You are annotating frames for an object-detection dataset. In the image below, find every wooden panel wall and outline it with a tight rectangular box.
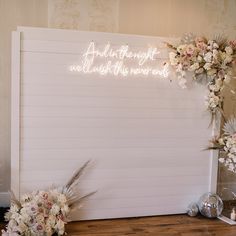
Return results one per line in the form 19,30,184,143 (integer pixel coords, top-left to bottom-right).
12,27,215,220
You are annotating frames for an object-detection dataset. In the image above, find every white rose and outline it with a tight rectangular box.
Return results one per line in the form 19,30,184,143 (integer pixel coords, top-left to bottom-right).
225,46,233,55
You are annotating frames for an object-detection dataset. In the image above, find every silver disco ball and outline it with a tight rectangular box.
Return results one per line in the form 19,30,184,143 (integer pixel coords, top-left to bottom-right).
187,202,199,217
198,192,223,218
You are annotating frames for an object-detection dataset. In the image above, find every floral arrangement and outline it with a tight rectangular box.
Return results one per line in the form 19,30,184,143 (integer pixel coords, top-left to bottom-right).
2,161,95,236
167,35,236,116
209,117,236,173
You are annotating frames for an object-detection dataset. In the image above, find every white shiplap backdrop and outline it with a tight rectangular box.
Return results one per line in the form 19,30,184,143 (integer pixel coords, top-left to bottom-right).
11,27,218,220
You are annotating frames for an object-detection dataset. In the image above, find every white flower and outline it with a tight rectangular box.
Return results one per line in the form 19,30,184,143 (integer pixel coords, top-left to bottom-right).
55,219,65,235
189,62,199,71
10,204,20,214
36,214,45,223
197,55,203,62
209,84,220,92
203,62,212,70
219,138,225,145
224,54,233,64
47,215,56,226
51,204,60,216
225,46,233,55
219,158,225,163
206,92,220,108
204,52,213,62
177,44,187,53
195,68,204,74
17,222,28,234
1,230,19,236
213,42,219,49
212,49,219,58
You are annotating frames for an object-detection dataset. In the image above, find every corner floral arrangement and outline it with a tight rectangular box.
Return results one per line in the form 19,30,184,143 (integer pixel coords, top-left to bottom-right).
209,117,236,173
166,35,236,117
2,161,95,236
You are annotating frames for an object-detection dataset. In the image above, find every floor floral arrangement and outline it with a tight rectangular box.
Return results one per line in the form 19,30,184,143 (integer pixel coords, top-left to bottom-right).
2,161,95,236
209,117,236,173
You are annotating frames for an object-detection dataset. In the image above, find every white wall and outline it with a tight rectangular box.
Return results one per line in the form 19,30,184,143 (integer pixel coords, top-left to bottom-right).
1,0,236,205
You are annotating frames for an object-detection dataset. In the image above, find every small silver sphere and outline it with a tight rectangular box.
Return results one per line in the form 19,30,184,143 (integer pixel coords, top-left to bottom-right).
187,202,199,217
198,192,223,218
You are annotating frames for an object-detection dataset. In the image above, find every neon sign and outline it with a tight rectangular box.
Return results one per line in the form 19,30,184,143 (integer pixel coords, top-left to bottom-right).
69,42,169,78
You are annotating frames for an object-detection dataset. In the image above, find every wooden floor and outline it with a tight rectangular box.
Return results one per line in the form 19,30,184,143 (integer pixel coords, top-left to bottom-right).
1,214,236,235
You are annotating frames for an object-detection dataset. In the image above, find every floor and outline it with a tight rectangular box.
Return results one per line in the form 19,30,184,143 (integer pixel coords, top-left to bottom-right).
1,214,236,236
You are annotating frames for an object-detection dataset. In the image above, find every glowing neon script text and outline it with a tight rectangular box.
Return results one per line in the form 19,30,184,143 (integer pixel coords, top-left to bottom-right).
69,42,169,78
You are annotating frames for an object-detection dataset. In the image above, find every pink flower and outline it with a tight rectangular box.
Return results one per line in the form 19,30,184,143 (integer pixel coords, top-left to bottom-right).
229,40,236,49
185,44,195,56
232,133,236,140
36,224,43,231
195,37,207,51
47,201,53,209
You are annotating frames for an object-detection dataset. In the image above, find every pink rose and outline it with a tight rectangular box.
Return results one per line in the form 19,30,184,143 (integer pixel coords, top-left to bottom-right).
184,44,196,57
